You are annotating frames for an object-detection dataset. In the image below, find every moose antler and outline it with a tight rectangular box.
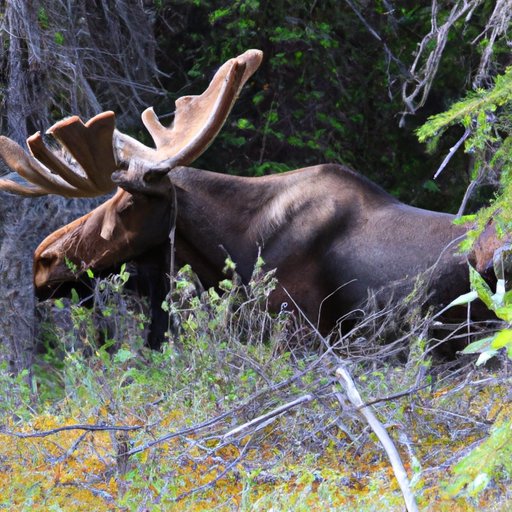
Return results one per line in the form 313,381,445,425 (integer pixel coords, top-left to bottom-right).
112,49,263,190
0,112,117,197
0,49,263,197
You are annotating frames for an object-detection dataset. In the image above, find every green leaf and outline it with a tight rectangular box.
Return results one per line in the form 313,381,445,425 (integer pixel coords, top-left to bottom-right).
494,305,512,322
209,7,231,24
491,328,512,349
475,350,499,366
114,348,134,364
452,214,476,225
462,336,494,354
237,118,255,130
223,258,236,273
219,279,233,292
439,290,478,316
423,179,440,193
469,266,493,309
71,288,80,304
466,473,491,496
54,31,65,45
491,278,506,308
252,91,264,106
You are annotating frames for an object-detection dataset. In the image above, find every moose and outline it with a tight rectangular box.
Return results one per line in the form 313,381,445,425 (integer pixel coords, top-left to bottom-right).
0,50,506,349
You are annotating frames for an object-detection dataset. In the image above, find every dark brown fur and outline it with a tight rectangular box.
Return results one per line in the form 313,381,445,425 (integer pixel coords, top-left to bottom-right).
34,164,500,347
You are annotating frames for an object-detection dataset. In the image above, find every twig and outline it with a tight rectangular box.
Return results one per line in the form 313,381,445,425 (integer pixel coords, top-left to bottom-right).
362,381,431,407
433,127,471,179
223,394,314,439
125,410,235,457
344,0,409,76
51,431,89,464
456,175,481,218
258,97,276,165
174,441,251,502
417,405,491,427
60,481,115,504
335,366,419,512
401,0,480,119
0,423,144,438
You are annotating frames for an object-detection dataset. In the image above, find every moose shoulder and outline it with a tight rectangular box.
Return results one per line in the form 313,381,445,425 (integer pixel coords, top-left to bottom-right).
0,49,504,349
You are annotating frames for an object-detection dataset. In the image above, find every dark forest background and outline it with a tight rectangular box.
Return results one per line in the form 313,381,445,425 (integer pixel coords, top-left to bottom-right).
2,1,509,211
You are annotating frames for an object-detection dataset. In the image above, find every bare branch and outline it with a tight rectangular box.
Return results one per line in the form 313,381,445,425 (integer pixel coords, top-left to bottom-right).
472,0,512,88
335,366,419,512
433,127,472,179
223,394,314,439
0,423,144,439
401,0,482,123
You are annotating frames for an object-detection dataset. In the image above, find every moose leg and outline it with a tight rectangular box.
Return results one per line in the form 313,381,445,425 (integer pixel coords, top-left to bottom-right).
132,244,170,350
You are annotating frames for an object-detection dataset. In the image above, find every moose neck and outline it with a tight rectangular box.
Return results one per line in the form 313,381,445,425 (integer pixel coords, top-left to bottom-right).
169,167,278,287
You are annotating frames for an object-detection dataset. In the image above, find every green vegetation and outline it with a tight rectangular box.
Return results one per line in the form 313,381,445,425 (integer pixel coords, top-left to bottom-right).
1,266,511,510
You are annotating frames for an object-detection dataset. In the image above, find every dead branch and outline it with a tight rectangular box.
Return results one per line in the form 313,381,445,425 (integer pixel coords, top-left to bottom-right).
59,481,115,504
0,423,145,439
433,127,472,179
0,0,161,144
50,431,89,465
174,440,252,502
222,394,314,439
401,0,483,122
335,365,419,512
472,0,512,88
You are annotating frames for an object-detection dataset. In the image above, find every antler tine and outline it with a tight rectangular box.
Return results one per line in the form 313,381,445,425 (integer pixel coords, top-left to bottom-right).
1,50,263,198
46,111,117,193
114,49,263,176
0,112,118,198
0,135,89,197
0,176,48,197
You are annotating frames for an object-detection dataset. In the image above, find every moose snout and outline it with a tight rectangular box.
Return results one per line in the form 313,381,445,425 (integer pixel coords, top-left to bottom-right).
33,251,68,291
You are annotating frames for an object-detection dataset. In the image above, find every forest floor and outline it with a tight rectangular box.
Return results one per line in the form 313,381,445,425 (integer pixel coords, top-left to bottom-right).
1,275,511,511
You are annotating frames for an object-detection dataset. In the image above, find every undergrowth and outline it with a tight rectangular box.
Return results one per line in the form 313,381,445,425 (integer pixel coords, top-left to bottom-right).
0,264,511,511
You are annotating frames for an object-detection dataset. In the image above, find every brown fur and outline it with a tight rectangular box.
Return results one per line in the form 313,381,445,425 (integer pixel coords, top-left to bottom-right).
33,164,505,347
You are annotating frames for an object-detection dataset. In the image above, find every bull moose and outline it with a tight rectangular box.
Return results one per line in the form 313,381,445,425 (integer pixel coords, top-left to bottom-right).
0,50,505,349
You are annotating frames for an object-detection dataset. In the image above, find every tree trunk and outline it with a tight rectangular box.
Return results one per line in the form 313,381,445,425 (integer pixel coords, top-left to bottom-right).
0,195,103,372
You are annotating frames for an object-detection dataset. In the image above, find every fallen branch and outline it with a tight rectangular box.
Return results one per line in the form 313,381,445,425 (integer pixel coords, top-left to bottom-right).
0,423,144,438
335,366,419,512
222,394,314,439
51,431,89,464
174,440,251,502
